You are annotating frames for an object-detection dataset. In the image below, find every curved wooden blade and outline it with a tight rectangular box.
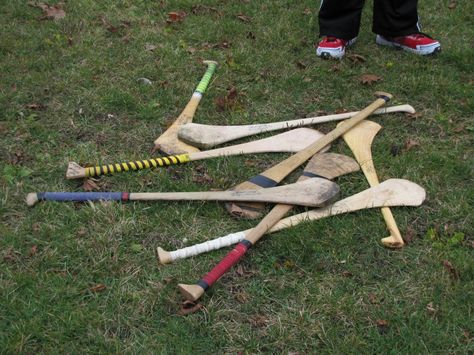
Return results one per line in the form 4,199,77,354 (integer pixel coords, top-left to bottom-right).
226,152,360,219
341,120,405,248
178,105,416,148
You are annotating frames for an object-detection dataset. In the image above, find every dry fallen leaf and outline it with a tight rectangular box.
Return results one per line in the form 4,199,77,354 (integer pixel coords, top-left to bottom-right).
90,284,106,293
167,11,187,23
448,0,457,9
145,43,157,52
249,314,269,328
28,245,38,257
426,302,437,314
359,74,382,85
26,103,46,110
442,260,459,279
29,2,66,20
177,300,203,315
407,112,423,119
236,13,251,22
83,179,99,192
347,54,367,64
215,87,240,111
376,319,389,334
404,139,421,152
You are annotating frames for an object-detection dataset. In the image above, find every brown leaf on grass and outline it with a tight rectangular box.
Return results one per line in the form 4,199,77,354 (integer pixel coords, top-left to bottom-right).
403,226,416,243
368,293,379,304
249,314,270,328
359,74,382,85
335,108,348,114
10,150,26,165
404,139,420,152
246,31,256,40
145,43,157,52
407,112,423,119
376,319,389,334
26,103,46,110
76,227,87,237
29,2,66,20
347,54,367,64
235,290,250,303
28,245,38,257
453,125,465,133
448,0,457,9
303,7,312,15
426,302,437,314
83,179,99,192
192,165,213,185
90,284,106,292
3,248,19,263
167,11,187,23
215,86,240,111
296,60,307,69
177,300,203,315
191,5,221,16
442,260,459,279
32,222,41,233
341,270,353,277
236,13,251,22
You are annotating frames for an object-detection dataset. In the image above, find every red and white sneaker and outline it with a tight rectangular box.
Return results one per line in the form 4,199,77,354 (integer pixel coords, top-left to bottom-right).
376,33,441,55
316,36,357,59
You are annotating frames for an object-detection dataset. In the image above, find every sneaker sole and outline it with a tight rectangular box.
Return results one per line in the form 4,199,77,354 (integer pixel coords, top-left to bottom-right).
376,35,441,56
316,38,357,59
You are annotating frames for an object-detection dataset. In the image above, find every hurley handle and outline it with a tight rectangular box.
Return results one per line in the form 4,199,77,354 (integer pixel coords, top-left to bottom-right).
157,231,247,264
67,154,191,179
26,192,126,206
195,60,218,94
178,241,252,301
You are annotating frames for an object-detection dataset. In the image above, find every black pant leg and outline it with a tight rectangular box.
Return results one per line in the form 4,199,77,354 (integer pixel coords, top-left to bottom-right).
373,0,420,37
318,0,365,40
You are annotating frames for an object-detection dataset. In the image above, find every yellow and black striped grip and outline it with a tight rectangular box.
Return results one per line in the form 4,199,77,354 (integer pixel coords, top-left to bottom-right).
84,154,190,177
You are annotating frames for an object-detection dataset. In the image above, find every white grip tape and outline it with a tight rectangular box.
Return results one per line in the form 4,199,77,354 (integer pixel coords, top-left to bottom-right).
170,231,247,261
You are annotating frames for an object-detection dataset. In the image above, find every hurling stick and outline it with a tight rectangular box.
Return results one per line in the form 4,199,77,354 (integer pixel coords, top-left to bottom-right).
26,178,339,207
66,128,327,179
154,60,217,155
176,153,359,301
342,120,405,248
225,92,392,219
178,104,415,148
158,179,426,264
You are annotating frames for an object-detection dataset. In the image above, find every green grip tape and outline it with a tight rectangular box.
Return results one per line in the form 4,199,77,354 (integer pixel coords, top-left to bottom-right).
195,61,217,94
85,154,191,177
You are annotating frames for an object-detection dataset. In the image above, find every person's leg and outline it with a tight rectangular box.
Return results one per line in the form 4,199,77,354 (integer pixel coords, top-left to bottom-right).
319,0,365,40
373,0,440,55
372,0,419,37
317,0,364,58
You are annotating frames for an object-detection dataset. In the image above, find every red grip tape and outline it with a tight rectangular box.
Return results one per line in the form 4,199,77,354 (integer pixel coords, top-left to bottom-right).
202,243,249,286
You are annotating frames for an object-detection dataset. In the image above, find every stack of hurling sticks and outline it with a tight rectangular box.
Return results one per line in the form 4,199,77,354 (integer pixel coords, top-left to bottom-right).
27,60,426,303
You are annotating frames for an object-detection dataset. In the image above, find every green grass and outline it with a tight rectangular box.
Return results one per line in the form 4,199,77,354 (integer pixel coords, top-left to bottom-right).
1,0,473,353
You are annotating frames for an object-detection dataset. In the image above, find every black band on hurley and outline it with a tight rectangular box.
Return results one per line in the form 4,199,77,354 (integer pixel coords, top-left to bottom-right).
248,175,278,188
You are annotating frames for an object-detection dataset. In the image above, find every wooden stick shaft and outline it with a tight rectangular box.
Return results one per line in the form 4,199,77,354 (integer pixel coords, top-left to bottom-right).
258,95,390,183
342,120,404,248
65,128,325,179
153,60,218,155
29,178,338,207
179,105,414,148
161,178,425,263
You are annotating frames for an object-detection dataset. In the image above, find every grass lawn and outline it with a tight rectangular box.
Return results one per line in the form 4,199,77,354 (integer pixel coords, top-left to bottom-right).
1,0,473,353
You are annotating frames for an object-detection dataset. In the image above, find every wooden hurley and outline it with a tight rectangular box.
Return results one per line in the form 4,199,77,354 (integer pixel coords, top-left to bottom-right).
178,104,415,148
66,128,328,179
224,92,393,219
175,92,393,302
26,177,339,207
158,179,426,265
154,60,217,155
176,153,358,301
342,120,405,248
